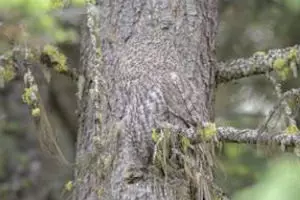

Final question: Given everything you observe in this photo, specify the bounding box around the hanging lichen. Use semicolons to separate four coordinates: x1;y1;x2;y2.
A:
272;48;299;80
0;54;16;88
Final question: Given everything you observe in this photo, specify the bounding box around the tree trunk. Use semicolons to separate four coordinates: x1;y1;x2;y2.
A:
74;0;218;199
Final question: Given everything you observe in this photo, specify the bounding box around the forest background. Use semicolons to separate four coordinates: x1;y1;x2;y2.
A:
0;0;300;200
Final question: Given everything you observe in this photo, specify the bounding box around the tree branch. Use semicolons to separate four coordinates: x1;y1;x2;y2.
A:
217;126;300;148
216;45;300;84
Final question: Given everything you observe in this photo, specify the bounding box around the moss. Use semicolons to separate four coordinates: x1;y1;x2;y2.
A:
31;108;40;117
96;188;104;198
273;58;289;80
287;48;297;61
200;122;217;141
22;86;41;117
181;136;191;152
42;44;68;73
285;124;299;135
151;129;159;142
22;86;36;106
96;47;102;58
64;180;73;191
273;58;286;70
22;88;33;105
0;63;16;84
272;49;299;80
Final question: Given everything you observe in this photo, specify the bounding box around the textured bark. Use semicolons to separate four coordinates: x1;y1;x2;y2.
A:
74;0;218;200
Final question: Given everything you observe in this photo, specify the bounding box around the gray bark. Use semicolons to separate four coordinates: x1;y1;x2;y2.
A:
74;0;218;200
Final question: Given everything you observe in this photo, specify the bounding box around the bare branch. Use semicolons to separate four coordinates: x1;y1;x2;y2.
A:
216;45;300;84
217;126;300;148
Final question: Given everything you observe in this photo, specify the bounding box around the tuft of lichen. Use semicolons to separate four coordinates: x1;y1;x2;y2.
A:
42;44;68;73
272;48;299;80
200;122;217;141
181;136;191;152
22;88;33;105
22;86;38;106
287;48;297;61
273;58;286;70
22;85;41;117
0;60;16;87
273;58;290;80
96;47;102;57
64;180;73;191
96;188;104;198
31;108;41;117
151;128;159;143
285;124;299;135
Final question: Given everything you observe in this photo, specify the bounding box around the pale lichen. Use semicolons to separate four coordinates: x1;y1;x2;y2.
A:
21;85;41;117
273;58;289;80
31;108;41;117
287;48;297;61
272;48;299;80
42;44;68;73
181;136;191;153
22;85;38;106
151;128;159;143
285;124;299;135
96;47;102;57
50;0;64;9
96;188;104;198
273;58;286;70
64;180;73;191
200;122;217;141
0;58;16;87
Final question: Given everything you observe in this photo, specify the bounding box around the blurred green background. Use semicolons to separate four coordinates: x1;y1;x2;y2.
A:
1;0;300;199
217;1;300;199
